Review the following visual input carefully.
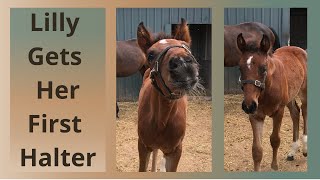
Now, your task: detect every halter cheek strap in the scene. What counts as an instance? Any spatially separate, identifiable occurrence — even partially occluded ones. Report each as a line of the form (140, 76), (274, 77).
(149, 43), (197, 99)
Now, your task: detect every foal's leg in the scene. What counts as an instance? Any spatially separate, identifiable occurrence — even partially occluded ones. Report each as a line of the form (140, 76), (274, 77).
(163, 143), (182, 172)
(138, 138), (151, 172)
(270, 108), (284, 170)
(116, 102), (119, 118)
(249, 113), (266, 171)
(301, 99), (308, 157)
(151, 149), (158, 172)
(286, 100), (300, 161)
(299, 77), (308, 157)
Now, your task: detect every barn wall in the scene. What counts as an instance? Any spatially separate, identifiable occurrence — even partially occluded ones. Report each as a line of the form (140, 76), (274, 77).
(117, 8), (212, 101)
(224, 8), (290, 93)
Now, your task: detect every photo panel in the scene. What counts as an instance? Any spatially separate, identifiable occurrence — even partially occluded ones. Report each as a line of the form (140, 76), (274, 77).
(116, 8), (213, 172)
(224, 8), (308, 172)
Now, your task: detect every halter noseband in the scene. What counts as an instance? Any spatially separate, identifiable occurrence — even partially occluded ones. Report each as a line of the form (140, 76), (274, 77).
(238, 71), (267, 90)
(150, 43), (197, 99)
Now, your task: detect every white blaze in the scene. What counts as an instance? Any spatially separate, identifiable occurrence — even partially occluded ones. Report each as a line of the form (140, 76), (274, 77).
(246, 56), (253, 69)
(159, 39), (168, 44)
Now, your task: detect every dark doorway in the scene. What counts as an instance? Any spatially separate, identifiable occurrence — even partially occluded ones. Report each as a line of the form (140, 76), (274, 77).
(172, 24), (212, 96)
(290, 8), (307, 49)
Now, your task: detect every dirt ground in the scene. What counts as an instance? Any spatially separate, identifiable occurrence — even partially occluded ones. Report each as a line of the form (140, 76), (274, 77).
(224, 94), (307, 172)
(116, 98), (212, 172)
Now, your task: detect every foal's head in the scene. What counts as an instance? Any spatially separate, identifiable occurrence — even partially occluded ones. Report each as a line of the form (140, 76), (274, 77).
(137, 18), (199, 97)
(237, 33), (270, 114)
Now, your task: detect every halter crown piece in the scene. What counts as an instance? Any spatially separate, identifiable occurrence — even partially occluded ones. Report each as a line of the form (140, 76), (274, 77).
(149, 43), (198, 99)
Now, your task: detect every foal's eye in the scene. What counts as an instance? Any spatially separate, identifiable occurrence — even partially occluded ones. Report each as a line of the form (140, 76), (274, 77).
(147, 52), (155, 61)
(259, 65), (267, 74)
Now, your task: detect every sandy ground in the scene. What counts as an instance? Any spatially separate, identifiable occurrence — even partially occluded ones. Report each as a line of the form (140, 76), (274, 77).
(224, 94), (307, 172)
(116, 98), (212, 172)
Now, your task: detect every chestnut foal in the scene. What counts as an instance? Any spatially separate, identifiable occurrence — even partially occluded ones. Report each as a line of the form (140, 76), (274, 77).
(137, 19), (199, 172)
(237, 33), (307, 171)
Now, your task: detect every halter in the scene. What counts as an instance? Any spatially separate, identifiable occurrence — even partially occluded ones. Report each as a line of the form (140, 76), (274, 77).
(149, 43), (198, 99)
(238, 71), (267, 90)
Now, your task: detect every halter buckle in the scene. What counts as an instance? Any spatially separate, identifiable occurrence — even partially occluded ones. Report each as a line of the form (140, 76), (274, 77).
(254, 80), (262, 87)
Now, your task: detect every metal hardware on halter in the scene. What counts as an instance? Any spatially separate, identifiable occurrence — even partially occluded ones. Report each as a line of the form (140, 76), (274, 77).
(254, 80), (262, 87)
(150, 61), (158, 78)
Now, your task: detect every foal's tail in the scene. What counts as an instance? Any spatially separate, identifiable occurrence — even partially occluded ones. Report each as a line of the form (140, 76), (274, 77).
(269, 27), (281, 52)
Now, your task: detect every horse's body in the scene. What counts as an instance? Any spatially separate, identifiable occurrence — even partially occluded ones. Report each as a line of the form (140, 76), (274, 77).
(224, 22), (279, 67)
(116, 39), (147, 77)
(237, 33), (307, 171)
(116, 39), (148, 118)
(137, 19), (199, 172)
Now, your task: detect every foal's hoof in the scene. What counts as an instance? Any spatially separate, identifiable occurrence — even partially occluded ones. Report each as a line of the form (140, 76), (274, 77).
(303, 152), (308, 157)
(271, 164), (279, 171)
(287, 155), (294, 161)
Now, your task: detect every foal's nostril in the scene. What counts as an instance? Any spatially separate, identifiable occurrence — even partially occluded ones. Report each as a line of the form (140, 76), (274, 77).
(242, 100), (257, 114)
(251, 101), (257, 111)
(169, 57), (183, 70)
(184, 56), (193, 63)
(242, 101), (249, 114)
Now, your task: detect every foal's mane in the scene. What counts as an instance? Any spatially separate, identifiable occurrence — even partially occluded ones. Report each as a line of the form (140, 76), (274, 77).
(243, 42), (263, 54)
(243, 42), (274, 57)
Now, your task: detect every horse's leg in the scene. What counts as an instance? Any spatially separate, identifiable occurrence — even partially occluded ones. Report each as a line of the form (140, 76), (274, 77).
(301, 99), (308, 157)
(286, 100), (300, 161)
(163, 143), (182, 172)
(249, 113), (266, 172)
(116, 102), (119, 118)
(270, 107), (284, 170)
(138, 138), (151, 172)
(151, 149), (158, 172)
(159, 156), (166, 172)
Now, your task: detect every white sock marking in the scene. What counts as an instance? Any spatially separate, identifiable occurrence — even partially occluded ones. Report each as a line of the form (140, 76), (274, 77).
(159, 156), (166, 172)
(302, 135), (307, 154)
(288, 140), (300, 157)
(246, 56), (253, 69)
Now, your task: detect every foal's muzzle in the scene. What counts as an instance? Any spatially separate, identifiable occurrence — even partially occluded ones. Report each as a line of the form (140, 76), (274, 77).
(242, 100), (257, 114)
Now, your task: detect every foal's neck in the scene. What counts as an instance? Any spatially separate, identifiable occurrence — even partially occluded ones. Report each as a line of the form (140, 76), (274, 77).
(151, 86), (186, 129)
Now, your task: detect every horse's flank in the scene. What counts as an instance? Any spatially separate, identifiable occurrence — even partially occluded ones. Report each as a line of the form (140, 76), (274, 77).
(116, 39), (147, 77)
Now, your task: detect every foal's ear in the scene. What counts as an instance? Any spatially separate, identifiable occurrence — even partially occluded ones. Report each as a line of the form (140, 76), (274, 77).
(173, 18), (191, 45)
(137, 22), (153, 53)
(237, 33), (246, 52)
(260, 34), (270, 54)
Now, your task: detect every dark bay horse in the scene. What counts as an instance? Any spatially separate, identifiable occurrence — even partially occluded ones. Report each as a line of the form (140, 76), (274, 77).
(237, 33), (307, 171)
(137, 18), (199, 172)
(116, 39), (148, 118)
(224, 22), (280, 67)
(116, 39), (148, 77)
